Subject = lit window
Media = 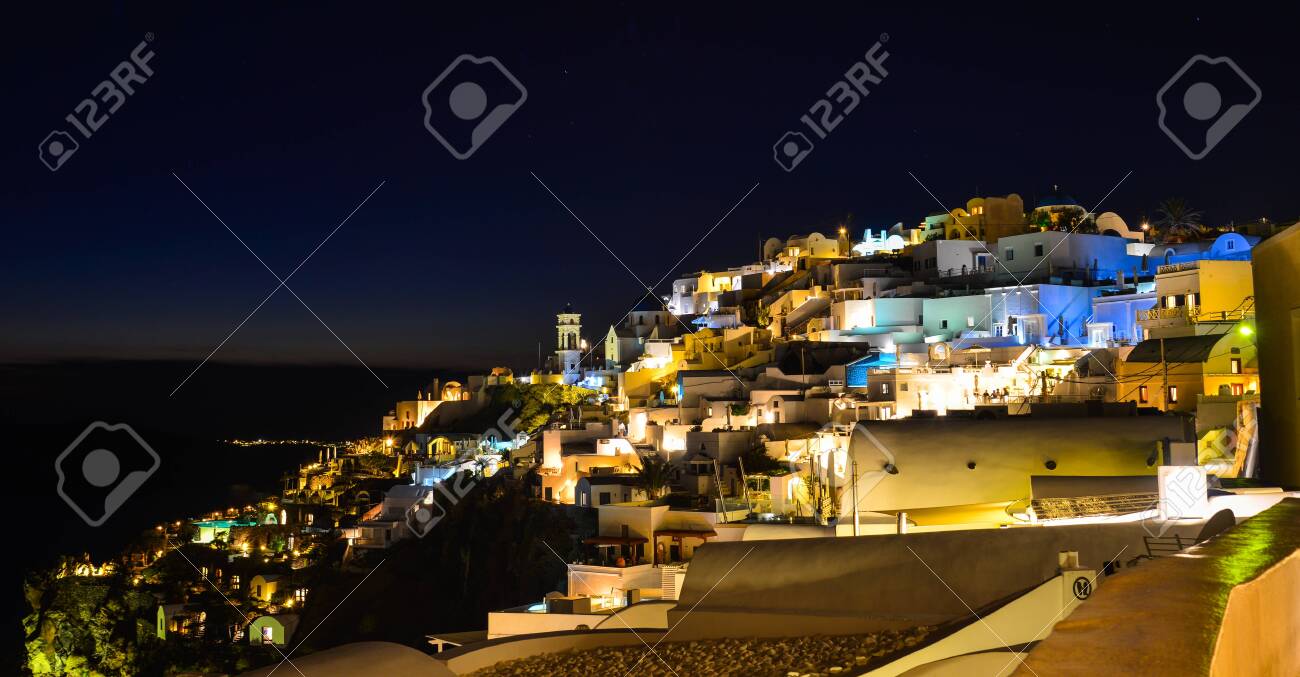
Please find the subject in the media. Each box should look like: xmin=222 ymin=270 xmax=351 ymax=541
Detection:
xmin=1231 ymin=383 xmax=1244 ymax=396
xmin=967 ymin=316 xmax=975 ymax=327
xmin=1230 ymin=358 xmax=1242 ymax=374
xmin=882 ymin=384 xmax=890 ymax=395
xmin=1168 ymin=386 xmax=1179 ymax=404
xmin=1138 ymin=386 xmax=1148 ymax=403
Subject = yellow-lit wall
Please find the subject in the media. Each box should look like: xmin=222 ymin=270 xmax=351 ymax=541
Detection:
xmin=1253 ymin=223 xmax=1300 ymax=487
xmin=1198 ymin=260 xmax=1254 ymax=317
xmin=845 ymin=418 xmax=1173 ymax=515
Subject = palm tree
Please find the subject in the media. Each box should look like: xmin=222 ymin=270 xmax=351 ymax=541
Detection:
xmin=634 ymin=454 xmax=675 ymax=499
xmin=1153 ymin=198 xmax=1205 ymax=243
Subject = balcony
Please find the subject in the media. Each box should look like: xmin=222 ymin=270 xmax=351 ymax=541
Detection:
xmin=1139 ymin=304 xmax=1254 ymax=325
xmin=1156 ymin=261 xmax=1200 ymax=275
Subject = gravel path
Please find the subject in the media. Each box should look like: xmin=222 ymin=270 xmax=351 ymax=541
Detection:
xmin=469 ymin=628 xmax=933 ymax=677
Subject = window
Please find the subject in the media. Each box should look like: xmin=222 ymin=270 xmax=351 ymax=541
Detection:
xmin=1230 ymin=358 xmax=1242 ymax=374
xmin=262 ymin=626 xmax=275 ymax=645
xmin=1231 ymin=383 xmax=1244 ymax=396
xmin=1034 ymin=243 xmax=1044 ymax=257
xmin=1138 ymin=386 xmax=1148 ymax=403
xmin=967 ymin=316 xmax=975 ymax=327
xmin=1227 ymin=240 xmax=1235 ymax=250
xmin=1168 ymin=386 xmax=1179 ymax=404
xmin=901 ymin=383 xmax=909 ymax=392
xmin=544 ymin=486 xmax=553 ymax=501
xmin=941 ymin=319 xmax=949 ymax=329
xmin=882 ymin=383 xmax=890 ymax=395
xmin=599 ymin=492 xmax=612 ymax=505
xmin=1005 ymin=249 xmax=1015 ymax=261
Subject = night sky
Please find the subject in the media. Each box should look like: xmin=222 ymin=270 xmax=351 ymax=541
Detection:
xmin=5 ymin=5 xmax=1298 ymax=384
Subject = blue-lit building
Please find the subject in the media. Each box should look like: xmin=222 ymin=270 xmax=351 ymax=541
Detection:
xmin=1151 ymin=232 xmax=1259 ymax=267
xmin=845 ymin=351 xmax=896 ymax=388
xmin=1086 ymin=285 xmax=1157 ymax=346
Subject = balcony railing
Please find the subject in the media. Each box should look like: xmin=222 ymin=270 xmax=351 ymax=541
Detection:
xmin=1156 ymin=261 xmax=1199 ymax=275
xmin=1141 ymin=305 xmax=1195 ymax=321
xmin=1140 ymin=304 xmax=1254 ymax=323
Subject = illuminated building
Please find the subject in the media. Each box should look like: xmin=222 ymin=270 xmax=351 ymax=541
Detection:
xmin=937 ymin=193 xmax=1028 ymax=243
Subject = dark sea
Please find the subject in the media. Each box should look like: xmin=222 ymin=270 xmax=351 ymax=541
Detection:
xmin=4 ymin=360 xmax=467 ymax=671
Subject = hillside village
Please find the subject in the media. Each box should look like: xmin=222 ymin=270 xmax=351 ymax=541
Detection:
xmin=25 ymin=194 xmax=1300 ymax=676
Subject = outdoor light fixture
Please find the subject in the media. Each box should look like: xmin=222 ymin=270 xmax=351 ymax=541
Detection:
xmin=884 ymin=463 xmax=899 ymax=475
xmin=1239 ymin=324 xmax=1254 ymax=337
xmin=1045 ymin=460 xmax=1058 ymax=470
xmin=966 ymin=461 xmax=976 ymax=470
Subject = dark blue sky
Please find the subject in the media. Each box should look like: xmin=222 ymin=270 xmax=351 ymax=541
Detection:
xmin=4 ymin=4 xmax=1298 ymax=379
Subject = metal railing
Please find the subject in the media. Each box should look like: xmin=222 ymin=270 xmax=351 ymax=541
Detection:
xmin=1140 ymin=304 xmax=1254 ymax=323
xmin=1156 ymin=261 xmax=1200 ymax=275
